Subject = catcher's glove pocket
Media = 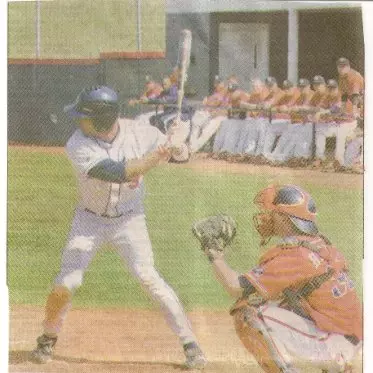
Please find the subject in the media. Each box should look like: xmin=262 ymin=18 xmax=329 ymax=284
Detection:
xmin=192 ymin=214 xmax=237 ymax=254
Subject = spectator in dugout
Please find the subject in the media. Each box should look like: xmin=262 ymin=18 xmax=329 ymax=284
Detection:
xmin=262 ymin=79 xmax=300 ymax=160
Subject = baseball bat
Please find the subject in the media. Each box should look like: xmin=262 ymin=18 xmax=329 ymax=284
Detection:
xmin=175 ymin=29 xmax=192 ymax=122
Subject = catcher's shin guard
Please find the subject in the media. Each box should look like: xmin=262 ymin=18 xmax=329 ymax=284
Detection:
xmin=233 ymin=306 xmax=299 ymax=373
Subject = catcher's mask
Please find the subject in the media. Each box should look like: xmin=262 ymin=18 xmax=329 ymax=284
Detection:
xmin=64 ymin=86 xmax=119 ymax=133
xmin=253 ymin=184 xmax=318 ymax=243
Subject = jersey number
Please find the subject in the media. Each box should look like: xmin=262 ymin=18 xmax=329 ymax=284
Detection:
xmin=331 ymin=272 xmax=354 ymax=298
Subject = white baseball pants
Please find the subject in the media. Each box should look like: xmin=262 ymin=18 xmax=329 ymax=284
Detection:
xmin=52 ymin=208 xmax=197 ymax=345
xmin=259 ymin=304 xmax=361 ymax=372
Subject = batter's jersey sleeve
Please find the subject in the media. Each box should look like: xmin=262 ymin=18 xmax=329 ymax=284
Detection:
xmin=132 ymin=122 xmax=168 ymax=156
xmin=65 ymin=130 xmax=109 ymax=175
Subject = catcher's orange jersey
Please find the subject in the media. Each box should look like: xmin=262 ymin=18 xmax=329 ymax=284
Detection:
xmin=339 ymin=68 xmax=364 ymax=97
xmin=273 ymin=88 xmax=301 ymax=120
xmin=290 ymin=90 xmax=314 ymax=123
xmin=243 ymin=236 xmax=362 ymax=340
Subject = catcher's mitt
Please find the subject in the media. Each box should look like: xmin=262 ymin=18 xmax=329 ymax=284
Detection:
xmin=192 ymin=214 xmax=237 ymax=261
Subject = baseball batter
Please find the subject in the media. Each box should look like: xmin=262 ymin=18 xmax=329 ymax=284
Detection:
xmin=193 ymin=184 xmax=362 ymax=372
xmin=30 ymin=86 xmax=206 ymax=369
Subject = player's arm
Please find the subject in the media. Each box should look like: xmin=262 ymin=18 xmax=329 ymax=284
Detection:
xmin=210 ymin=258 xmax=257 ymax=298
xmin=87 ymin=146 xmax=170 ymax=183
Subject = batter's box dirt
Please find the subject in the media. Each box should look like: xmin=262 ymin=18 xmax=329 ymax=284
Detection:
xmin=8 ymin=305 xmax=362 ymax=373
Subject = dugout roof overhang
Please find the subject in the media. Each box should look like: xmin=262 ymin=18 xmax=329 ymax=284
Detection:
xmin=166 ymin=1 xmax=362 ymax=14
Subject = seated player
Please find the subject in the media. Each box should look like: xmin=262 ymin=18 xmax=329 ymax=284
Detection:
xmin=341 ymin=117 xmax=363 ymax=173
xmin=214 ymin=76 xmax=251 ymax=155
xmin=311 ymin=79 xmax=342 ymax=169
xmin=192 ymin=184 xmax=362 ymax=372
xmin=262 ymin=79 xmax=300 ymax=159
xmin=268 ymin=76 xmax=328 ymax=166
xmin=233 ymin=78 xmax=269 ymax=157
xmin=189 ymin=76 xmax=229 ymax=153
xmin=129 ymin=75 xmax=163 ymax=106
xmin=266 ymin=78 xmax=314 ymax=164
xmin=253 ymin=77 xmax=285 ymax=159
xmin=147 ymin=76 xmax=193 ymax=138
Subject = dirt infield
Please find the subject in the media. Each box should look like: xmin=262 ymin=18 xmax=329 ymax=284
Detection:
xmin=9 ymin=305 xmax=259 ymax=373
xmin=8 ymin=305 xmax=363 ymax=373
xmin=184 ymin=156 xmax=363 ymax=190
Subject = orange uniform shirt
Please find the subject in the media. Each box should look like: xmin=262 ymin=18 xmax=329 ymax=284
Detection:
xmin=246 ymin=87 xmax=269 ymax=118
xmin=338 ymin=69 xmax=364 ymax=97
xmin=204 ymin=88 xmax=229 ymax=108
xmin=273 ymin=88 xmax=301 ymax=120
xmin=290 ymin=90 xmax=314 ymax=123
xmin=318 ymin=94 xmax=341 ymax=123
xmin=142 ymin=83 xmax=163 ymax=100
xmin=242 ymin=236 xmax=362 ymax=340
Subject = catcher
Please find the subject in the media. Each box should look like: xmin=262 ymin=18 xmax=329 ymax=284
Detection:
xmin=192 ymin=184 xmax=362 ymax=372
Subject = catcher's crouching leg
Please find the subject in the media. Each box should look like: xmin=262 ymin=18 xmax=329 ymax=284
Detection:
xmin=233 ymin=306 xmax=298 ymax=373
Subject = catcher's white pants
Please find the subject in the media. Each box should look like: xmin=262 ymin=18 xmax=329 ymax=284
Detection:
xmin=259 ymin=304 xmax=361 ymax=372
xmin=51 ymin=208 xmax=197 ymax=345
xmin=315 ymin=120 xmax=357 ymax=164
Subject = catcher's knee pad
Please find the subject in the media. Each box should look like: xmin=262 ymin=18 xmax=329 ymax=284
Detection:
xmin=233 ymin=306 xmax=296 ymax=373
xmin=45 ymin=285 xmax=72 ymax=325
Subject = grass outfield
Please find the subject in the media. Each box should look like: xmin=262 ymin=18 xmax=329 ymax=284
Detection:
xmin=7 ymin=147 xmax=363 ymax=310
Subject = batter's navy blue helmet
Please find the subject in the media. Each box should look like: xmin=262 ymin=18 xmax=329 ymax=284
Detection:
xmin=64 ymin=86 xmax=120 ymax=132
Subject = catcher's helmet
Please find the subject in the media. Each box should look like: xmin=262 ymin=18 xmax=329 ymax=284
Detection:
xmin=254 ymin=184 xmax=318 ymax=235
xmin=64 ymin=86 xmax=119 ymax=132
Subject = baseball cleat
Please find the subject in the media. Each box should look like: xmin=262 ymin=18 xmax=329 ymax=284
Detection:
xmin=30 ymin=334 xmax=58 ymax=364
xmin=183 ymin=342 xmax=207 ymax=370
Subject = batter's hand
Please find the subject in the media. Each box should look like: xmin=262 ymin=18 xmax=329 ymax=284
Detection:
xmin=156 ymin=145 xmax=172 ymax=162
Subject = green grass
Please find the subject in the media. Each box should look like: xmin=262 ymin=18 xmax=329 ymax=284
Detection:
xmin=7 ymin=147 xmax=363 ymax=311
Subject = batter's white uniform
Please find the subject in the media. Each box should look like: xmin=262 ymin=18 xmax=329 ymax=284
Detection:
xmin=48 ymin=118 xmax=198 ymax=345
